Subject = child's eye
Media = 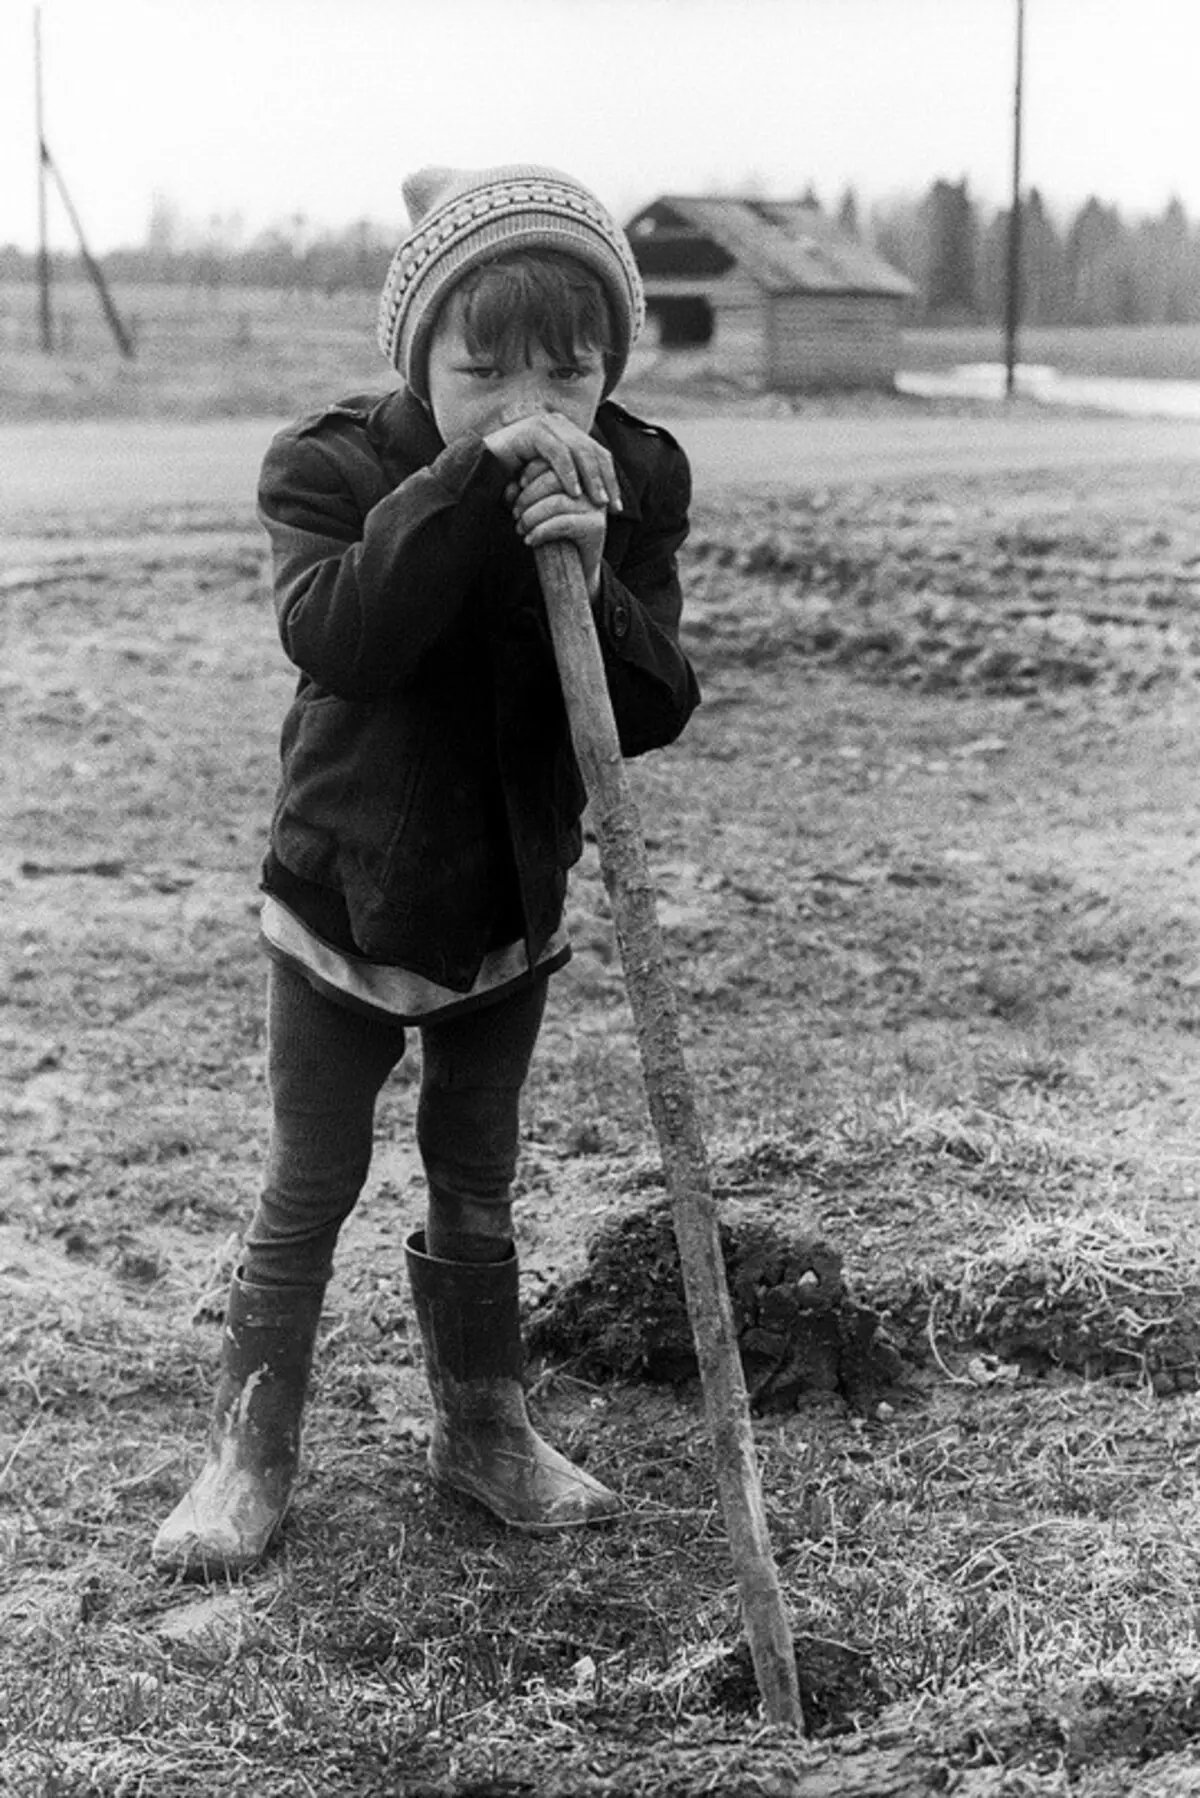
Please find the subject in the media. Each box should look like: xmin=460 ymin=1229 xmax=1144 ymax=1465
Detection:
xmin=468 ymin=365 xmax=501 ymax=381
xmin=553 ymin=366 xmax=585 ymax=383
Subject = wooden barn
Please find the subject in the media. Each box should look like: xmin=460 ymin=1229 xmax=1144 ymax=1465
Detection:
xmin=625 ymin=195 xmax=915 ymax=391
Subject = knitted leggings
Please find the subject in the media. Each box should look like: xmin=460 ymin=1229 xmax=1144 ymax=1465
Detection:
xmin=241 ymin=958 xmax=548 ymax=1289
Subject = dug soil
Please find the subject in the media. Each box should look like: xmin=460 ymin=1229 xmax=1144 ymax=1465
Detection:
xmin=5 ymin=453 xmax=1200 ymax=1795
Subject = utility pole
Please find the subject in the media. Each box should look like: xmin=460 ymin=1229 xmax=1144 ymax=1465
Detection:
xmin=31 ymin=2 xmax=135 ymax=360
xmin=43 ymin=155 xmax=136 ymax=359
xmin=34 ymin=3 xmax=52 ymax=352
xmin=1004 ymin=0 xmax=1025 ymax=398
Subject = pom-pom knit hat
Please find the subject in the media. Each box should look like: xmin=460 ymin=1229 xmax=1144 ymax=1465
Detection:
xmin=377 ymin=164 xmax=645 ymax=400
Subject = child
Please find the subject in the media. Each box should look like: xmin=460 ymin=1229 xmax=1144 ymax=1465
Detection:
xmin=152 ymin=165 xmax=700 ymax=1576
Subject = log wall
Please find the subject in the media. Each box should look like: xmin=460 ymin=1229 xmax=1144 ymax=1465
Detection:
xmin=641 ymin=276 xmax=904 ymax=390
xmin=764 ymin=293 xmax=902 ymax=389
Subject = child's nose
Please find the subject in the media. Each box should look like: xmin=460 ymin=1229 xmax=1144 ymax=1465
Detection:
xmin=506 ymin=375 xmax=554 ymax=417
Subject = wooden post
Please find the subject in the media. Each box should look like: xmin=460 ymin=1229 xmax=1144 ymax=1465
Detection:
xmin=32 ymin=3 xmax=135 ymax=362
xmin=535 ymin=539 xmax=804 ymax=1730
xmin=43 ymin=149 xmax=136 ymax=360
xmin=1004 ymin=0 xmax=1025 ymax=399
xmin=34 ymin=4 xmax=52 ymax=353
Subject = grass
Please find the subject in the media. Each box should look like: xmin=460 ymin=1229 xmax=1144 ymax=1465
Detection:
xmin=0 ymin=279 xmax=387 ymax=421
xmin=910 ymin=1206 xmax=1200 ymax=1391
xmin=7 ymin=1265 xmax=1200 ymax=1794
xmin=5 ymin=452 xmax=1200 ymax=1788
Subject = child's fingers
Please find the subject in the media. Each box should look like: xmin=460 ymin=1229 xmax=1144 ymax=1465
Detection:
xmin=517 ymin=457 xmax=553 ymax=491
xmin=525 ymin=425 xmax=620 ymax=512
xmin=522 ymin=419 xmax=585 ymax=497
xmin=562 ymin=432 xmax=619 ymax=511
xmin=520 ymin=510 xmax=604 ymax=552
xmin=515 ymin=467 xmax=562 ymax=508
xmin=521 ymin=509 xmax=604 ymax=598
xmin=486 ymin=417 xmax=620 ymax=511
xmin=572 ymin=453 xmax=615 ymax=512
xmin=513 ymin=489 xmax=606 ymax=544
xmin=516 ymin=415 xmax=616 ymax=510
xmin=515 ymin=466 xmax=614 ymax=520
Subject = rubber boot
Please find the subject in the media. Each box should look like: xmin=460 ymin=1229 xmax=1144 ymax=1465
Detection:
xmin=405 ymin=1231 xmax=620 ymax=1533
xmin=151 ymin=1272 xmax=324 ymax=1577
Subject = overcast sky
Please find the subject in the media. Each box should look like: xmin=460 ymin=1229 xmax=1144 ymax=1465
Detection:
xmin=2 ymin=0 xmax=1197 ymax=252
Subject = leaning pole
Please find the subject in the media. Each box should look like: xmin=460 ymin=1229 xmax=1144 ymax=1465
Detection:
xmin=535 ymin=538 xmax=805 ymax=1730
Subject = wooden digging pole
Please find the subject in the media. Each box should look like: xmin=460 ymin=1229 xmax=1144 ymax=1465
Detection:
xmin=535 ymin=540 xmax=805 ymax=1730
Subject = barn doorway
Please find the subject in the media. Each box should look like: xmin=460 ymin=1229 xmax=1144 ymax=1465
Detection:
xmin=647 ymin=296 xmax=714 ymax=348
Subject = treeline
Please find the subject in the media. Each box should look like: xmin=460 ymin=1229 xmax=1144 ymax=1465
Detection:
xmin=861 ymin=182 xmax=1199 ymax=327
xmin=2 ymin=182 xmax=1197 ymax=329
xmin=0 ymin=192 xmax=398 ymax=302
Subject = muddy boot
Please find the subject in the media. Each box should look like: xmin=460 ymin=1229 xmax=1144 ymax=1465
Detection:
xmin=405 ymin=1231 xmax=619 ymax=1533
xmin=151 ymin=1273 xmax=324 ymax=1577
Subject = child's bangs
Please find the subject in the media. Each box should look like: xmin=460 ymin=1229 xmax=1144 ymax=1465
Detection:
xmin=455 ymin=253 xmax=614 ymax=367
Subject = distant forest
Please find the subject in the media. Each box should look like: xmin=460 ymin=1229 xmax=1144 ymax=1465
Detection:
xmin=866 ymin=181 xmax=1199 ymax=328
xmin=3 ymin=180 xmax=1197 ymax=329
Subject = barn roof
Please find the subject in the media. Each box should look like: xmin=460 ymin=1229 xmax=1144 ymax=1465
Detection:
xmin=627 ymin=196 xmax=915 ymax=298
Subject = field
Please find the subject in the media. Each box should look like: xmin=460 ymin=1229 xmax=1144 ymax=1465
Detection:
xmin=0 ymin=280 xmax=388 ymax=422
xmin=5 ymin=316 xmax=1200 ymax=1793
xmin=900 ymin=321 xmax=1200 ymax=380
xmin=3 ymin=278 xmax=1200 ymax=423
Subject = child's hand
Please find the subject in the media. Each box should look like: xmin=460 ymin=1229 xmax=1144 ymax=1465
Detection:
xmin=484 ymin=412 xmax=621 ymax=513
xmin=507 ymin=458 xmax=616 ymax=598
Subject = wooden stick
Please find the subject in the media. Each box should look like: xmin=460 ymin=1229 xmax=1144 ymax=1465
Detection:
xmin=535 ymin=540 xmax=804 ymax=1730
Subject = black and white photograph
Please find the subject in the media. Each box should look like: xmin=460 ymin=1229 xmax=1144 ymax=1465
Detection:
xmin=2 ymin=2 xmax=1200 ymax=1791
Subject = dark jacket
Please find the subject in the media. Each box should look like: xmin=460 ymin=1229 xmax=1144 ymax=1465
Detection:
xmin=257 ymin=386 xmax=700 ymax=990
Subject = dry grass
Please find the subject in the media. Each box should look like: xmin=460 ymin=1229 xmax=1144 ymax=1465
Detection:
xmin=7 ymin=1261 xmax=1200 ymax=1793
xmin=5 ymin=465 xmax=1200 ymax=1790
xmin=0 ymin=280 xmax=387 ymax=421
xmin=911 ymin=1209 xmax=1200 ymax=1389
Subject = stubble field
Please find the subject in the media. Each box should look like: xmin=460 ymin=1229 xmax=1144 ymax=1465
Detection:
xmin=4 ymin=355 xmax=1200 ymax=1793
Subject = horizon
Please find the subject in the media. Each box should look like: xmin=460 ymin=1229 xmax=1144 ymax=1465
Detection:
xmin=5 ymin=176 xmax=1190 ymax=265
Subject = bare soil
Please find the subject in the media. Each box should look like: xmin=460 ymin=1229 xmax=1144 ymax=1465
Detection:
xmin=5 ymin=453 xmax=1200 ymax=1794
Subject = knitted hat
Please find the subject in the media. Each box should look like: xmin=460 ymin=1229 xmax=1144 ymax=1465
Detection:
xmin=377 ymin=164 xmax=645 ymax=399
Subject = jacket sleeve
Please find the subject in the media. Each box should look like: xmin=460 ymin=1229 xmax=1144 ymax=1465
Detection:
xmin=592 ymin=435 xmax=701 ymax=757
xmin=257 ymin=425 xmax=512 ymax=700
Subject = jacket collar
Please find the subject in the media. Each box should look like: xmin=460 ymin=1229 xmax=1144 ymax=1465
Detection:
xmin=367 ymin=386 xmax=443 ymax=467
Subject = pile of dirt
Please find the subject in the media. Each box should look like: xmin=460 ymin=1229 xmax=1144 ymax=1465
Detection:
xmin=527 ymin=1133 xmax=1200 ymax=1406
xmin=527 ymin=1195 xmax=903 ymax=1411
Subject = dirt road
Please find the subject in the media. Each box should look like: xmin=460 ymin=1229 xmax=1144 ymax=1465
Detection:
xmin=1 ymin=409 xmax=1197 ymax=533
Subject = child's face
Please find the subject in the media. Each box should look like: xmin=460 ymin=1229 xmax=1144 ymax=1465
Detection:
xmin=426 ymin=294 xmax=607 ymax=446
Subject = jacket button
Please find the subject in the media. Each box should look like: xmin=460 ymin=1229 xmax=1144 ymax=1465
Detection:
xmin=613 ymin=602 xmax=630 ymax=637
